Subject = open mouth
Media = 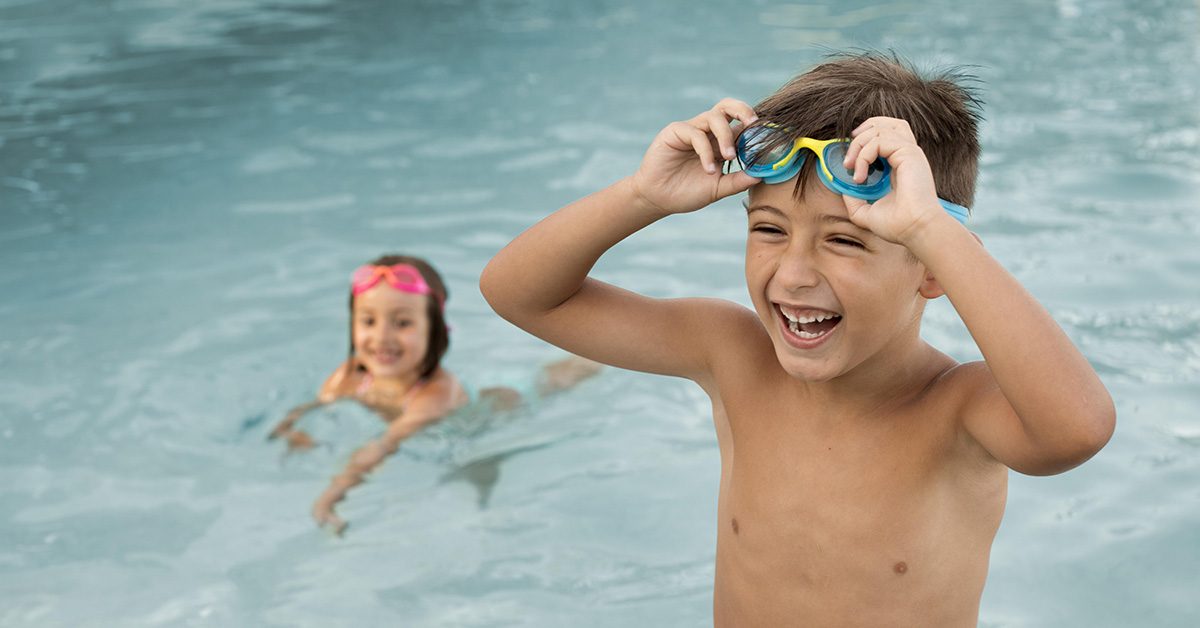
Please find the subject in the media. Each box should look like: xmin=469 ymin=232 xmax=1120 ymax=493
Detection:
xmin=776 ymin=304 xmax=842 ymax=341
xmin=371 ymin=350 xmax=401 ymax=365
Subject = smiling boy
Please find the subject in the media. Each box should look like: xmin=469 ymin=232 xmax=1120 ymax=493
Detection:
xmin=480 ymin=53 xmax=1114 ymax=627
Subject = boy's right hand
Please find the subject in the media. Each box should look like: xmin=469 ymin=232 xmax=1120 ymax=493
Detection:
xmin=630 ymin=99 xmax=761 ymax=217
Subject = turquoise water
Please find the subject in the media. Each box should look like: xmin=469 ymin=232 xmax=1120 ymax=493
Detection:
xmin=2 ymin=0 xmax=1198 ymax=626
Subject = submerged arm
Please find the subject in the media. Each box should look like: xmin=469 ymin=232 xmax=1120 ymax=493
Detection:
xmin=269 ymin=361 xmax=354 ymax=449
xmin=267 ymin=400 xmax=326 ymax=450
xmin=311 ymin=374 xmax=463 ymax=533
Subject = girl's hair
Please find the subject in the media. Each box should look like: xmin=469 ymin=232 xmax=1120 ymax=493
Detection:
xmin=346 ymin=254 xmax=450 ymax=380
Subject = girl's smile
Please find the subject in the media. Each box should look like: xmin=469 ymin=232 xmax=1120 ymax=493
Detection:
xmin=352 ymin=283 xmax=431 ymax=382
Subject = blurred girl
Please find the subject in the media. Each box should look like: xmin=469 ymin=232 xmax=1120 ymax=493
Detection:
xmin=270 ymin=254 xmax=597 ymax=533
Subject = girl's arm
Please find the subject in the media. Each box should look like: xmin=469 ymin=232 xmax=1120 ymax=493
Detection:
xmin=311 ymin=371 xmax=465 ymax=534
xmin=267 ymin=362 xmax=352 ymax=450
xmin=480 ymin=100 xmax=760 ymax=382
xmin=267 ymin=400 xmax=325 ymax=449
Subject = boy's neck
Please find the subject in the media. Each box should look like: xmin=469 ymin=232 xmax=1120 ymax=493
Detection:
xmin=796 ymin=337 xmax=952 ymax=424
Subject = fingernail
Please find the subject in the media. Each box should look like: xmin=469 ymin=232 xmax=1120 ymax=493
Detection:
xmin=706 ymin=164 xmax=717 ymax=174
xmin=723 ymin=147 xmax=734 ymax=159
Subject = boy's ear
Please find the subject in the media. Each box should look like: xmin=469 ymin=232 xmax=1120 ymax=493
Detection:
xmin=917 ymin=231 xmax=982 ymax=299
xmin=918 ymin=270 xmax=944 ymax=299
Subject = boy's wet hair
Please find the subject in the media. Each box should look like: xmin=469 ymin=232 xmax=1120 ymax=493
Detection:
xmin=346 ymin=254 xmax=450 ymax=380
xmin=748 ymin=50 xmax=983 ymax=209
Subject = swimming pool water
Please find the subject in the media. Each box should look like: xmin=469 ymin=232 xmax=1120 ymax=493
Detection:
xmin=2 ymin=0 xmax=1198 ymax=626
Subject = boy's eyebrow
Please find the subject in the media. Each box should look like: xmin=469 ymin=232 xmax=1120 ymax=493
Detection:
xmin=820 ymin=214 xmax=857 ymax=226
xmin=744 ymin=204 xmax=867 ymax=231
xmin=744 ymin=202 xmax=785 ymax=217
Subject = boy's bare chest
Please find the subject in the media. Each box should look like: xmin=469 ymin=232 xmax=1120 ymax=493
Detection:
xmin=709 ymin=394 xmax=1005 ymax=626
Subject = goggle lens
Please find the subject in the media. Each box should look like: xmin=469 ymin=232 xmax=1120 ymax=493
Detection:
xmin=737 ymin=127 xmax=794 ymax=172
xmin=822 ymin=142 xmax=887 ymax=188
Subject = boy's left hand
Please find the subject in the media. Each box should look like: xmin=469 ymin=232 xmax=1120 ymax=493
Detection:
xmin=839 ymin=116 xmax=946 ymax=245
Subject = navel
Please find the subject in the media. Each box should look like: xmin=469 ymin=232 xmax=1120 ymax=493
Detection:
xmin=731 ymin=518 xmax=740 ymax=535
xmin=893 ymin=561 xmax=908 ymax=575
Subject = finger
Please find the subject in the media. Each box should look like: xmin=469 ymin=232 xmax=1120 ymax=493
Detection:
xmin=853 ymin=138 xmax=881 ymax=184
xmin=852 ymin=116 xmax=898 ymax=136
xmin=842 ymin=127 xmax=877 ymax=170
xmin=842 ymin=194 xmax=872 ymax=225
xmin=705 ymin=110 xmax=736 ymax=161
xmin=715 ymin=98 xmax=759 ymax=127
xmin=715 ymin=171 xmax=761 ymax=198
xmin=675 ymin=124 xmax=718 ymax=174
xmin=851 ymin=118 xmax=876 ymax=137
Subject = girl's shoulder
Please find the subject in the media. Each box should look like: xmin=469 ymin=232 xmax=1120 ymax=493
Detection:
xmin=420 ymin=367 xmax=470 ymax=408
xmin=318 ymin=360 xmax=362 ymax=402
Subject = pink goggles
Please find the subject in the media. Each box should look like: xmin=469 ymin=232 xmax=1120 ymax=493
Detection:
xmin=350 ymin=263 xmax=440 ymax=306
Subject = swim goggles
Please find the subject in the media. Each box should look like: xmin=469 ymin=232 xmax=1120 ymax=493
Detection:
xmin=351 ymin=263 xmax=439 ymax=306
xmin=735 ymin=124 xmax=969 ymax=224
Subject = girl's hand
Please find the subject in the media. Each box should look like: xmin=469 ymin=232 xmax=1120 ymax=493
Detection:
xmin=313 ymin=484 xmax=351 ymax=536
xmin=285 ymin=429 xmax=316 ymax=451
xmin=839 ymin=117 xmax=948 ymax=245
xmin=630 ymin=99 xmax=761 ymax=217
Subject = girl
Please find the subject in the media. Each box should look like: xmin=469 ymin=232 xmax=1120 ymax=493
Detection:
xmin=270 ymin=254 xmax=598 ymax=534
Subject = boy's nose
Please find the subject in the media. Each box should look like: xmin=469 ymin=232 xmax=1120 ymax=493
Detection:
xmin=776 ymin=244 xmax=822 ymax=290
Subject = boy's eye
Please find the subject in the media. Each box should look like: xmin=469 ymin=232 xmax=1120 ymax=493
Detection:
xmin=830 ymin=236 xmax=865 ymax=249
xmin=396 ymin=319 xmax=412 ymax=328
xmin=359 ymin=317 xmax=375 ymax=326
xmin=751 ymin=224 xmax=785 ymax=235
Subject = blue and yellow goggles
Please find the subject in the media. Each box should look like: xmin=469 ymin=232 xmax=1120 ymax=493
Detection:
xmin=735 ymin=124 xmax=969 ymax=224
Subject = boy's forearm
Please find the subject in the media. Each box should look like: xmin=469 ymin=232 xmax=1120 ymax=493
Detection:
xmin=481 ymin=177 xmax=664 ymax=320
xmin=906 ymin=216 xmax=1114 ymax=443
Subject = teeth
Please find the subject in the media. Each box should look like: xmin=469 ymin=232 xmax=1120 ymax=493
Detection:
xmin=780 ymin=306 xmax=841 ymax=324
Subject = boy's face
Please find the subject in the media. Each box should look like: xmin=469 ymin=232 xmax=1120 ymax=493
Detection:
xmin=744 ymin=172 xmax=932 ymax=382
xmin=351 ymin=285 xmax=431 ymax=380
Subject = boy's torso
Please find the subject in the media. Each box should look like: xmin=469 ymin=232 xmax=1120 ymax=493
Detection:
xmin=701 ymin=312 xmax=1007 ymax=628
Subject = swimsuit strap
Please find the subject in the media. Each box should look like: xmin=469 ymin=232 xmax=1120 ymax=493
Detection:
xmin=356 ymin=372 xmax=374 ymax=396
xmin=356 ymin=372 xmax=427 ymax=412
xmin=398 ymin=378 xmax=428 ymax=411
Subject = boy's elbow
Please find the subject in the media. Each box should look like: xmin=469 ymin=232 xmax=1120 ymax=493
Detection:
xmin=479 ymin=259 xmax=497 ymax=300
xmin=1025 ymin=401 xmax=1116 ymax=476
xmin=479 ymin=259 xmax=509 ymax=316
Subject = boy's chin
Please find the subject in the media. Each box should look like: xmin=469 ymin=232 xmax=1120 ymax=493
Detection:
xmin=773 ymin=347 xmax=843 ymax=382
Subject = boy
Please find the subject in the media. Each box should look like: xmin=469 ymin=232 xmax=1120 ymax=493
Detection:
xmin=480 ymin=53 xmax=1114 ymax=627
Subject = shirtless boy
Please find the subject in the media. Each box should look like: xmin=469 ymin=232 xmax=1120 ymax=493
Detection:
xmin=481 ymin=53 xmax=1115 ymax=627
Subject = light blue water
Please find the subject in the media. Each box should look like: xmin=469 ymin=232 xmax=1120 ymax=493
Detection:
xmin=2 ymin=1 xmax=1198 ymax=626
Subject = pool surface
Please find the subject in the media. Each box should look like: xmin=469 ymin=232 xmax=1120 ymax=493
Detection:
xmin=2 ymin=0 xmax=1198 ymax=626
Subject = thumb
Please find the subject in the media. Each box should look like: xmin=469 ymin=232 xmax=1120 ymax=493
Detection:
xmin=842 ymin=195 xmax=872 ymax=226
xmin=716 ymin=171 xmax=761 ymax=199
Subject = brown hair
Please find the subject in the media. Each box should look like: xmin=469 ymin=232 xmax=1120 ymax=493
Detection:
xmin=746 ymin=50 xmax=983 ymax=209
xmin=346 ymin=254 xmax=450 ymax=380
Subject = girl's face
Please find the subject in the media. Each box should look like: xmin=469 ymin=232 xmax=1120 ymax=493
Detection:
xmin=351 ymin=283 xmax=431 ymax=380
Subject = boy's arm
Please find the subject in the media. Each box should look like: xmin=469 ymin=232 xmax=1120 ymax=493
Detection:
xmin=311 ymin=373 xmax=463 ymax=533
xmin=481 ymin=100 xmax=760 ymax=381
xmin=842 ymin=117 xmax=1115 ymax=476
